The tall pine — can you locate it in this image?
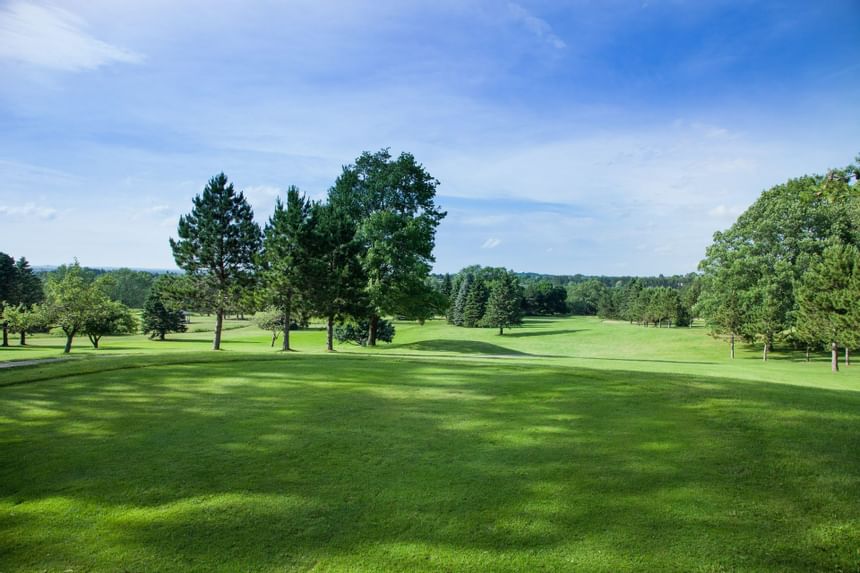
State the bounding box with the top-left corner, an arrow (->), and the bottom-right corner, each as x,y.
170,173 -> 261,350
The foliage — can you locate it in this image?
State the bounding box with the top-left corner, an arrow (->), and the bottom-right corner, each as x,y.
83,299 -> 138,349
482,271 -> 523,334
260,186 -> 314,350
170,173 -> 262,350
334,318 -> 395,345
141,276 -> 188,340
41,262 -> 116,352
522,280 -> 567,315
330,149 -> 446,344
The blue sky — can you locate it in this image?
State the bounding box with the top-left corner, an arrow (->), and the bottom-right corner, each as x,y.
0,0 -> 858,274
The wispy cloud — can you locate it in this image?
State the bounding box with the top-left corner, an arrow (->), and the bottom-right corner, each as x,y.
0,1 -> 143,71
508,3 -> 566,50
481,237 -> 502,249
0,202 -> 58,220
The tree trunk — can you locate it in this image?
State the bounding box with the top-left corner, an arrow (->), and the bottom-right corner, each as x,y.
499,326 -> 504,335
805,347 -> 810,362
730,332 -> 735,359
282,311 -> 291,351
64,331 -> 74,354
213,309 -> 224,350
159,332 -> 165,341
368,314 -> 379,346
326,315 -> 334,351
1,322 -> 7,347
270,332 -> 276,347
846,347 -> 851,367
831,342 -> 839,372
88,334 -> 100,349
20,331 -> 25,345
762,341 -> 768,362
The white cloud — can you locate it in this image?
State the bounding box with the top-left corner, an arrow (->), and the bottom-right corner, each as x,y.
0,202 -> 58,220
481,237 -> 501,249
243,185 -> 283,219
508,3 -> 566,50
0,1 -> 143,71
708,204 -> 743,218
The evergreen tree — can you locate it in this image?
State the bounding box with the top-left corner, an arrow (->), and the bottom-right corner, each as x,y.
260,186 -> 313,351
141,276 -> 188,340
0,252 -> 16,346
483,272 -> 523,334
306,199 -> 367,351
462,279 -> 488,327
451,274 -> 471,326
170,173 -> 261,350
795,242 -> 860,372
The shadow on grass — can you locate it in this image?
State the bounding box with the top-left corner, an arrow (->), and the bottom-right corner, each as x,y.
1,356 -> 858,571
502,328 -> 582,338
393,339 -> 530,356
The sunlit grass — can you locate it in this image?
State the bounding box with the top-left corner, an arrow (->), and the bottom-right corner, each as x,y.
1,317 -> 859,571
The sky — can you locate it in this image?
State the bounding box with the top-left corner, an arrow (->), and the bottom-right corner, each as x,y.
0,0 -> 858,275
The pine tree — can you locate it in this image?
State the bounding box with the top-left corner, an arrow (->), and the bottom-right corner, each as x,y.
170,173 -> 261,350
483,272 -> 523,334
462,279 -> 488,327
261,186 -> 312,351
795,242 -> 860,372
142,276 -> 188,340
451,274 -> 471,326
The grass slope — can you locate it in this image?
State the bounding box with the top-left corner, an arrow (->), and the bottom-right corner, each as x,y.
1,317 -> 858,571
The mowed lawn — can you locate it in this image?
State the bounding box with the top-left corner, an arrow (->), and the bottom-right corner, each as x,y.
1,318 -> 859,571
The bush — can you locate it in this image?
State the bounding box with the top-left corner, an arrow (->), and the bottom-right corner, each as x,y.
334,319 -> 395,346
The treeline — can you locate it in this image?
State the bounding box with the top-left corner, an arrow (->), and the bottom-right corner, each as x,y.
696,156 -> 860,371
442,266 -> 524,333
438,268 -> 698,328
38,265 -> 161,308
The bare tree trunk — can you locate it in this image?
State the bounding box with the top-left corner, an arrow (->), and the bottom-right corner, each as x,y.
213,309 -> 223,350
499,326 -> 504,335
730,332 -> 735,359
270,332 -> 276,347
762,341 -> 768,361
368,314 -> 379,346
805,347 -> 810,362
88,334 -> 100,349
1,322 -> 7,347
64,331 -> 74,354
326,315 -> 334,351
159,332 -> 165,341
832,342 -> 839,372
846,347 -> 851,367
20,331 -> 26,345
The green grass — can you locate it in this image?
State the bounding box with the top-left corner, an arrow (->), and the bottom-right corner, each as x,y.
1,317 -> 859,571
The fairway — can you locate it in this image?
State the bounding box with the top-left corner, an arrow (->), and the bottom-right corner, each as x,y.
2,317 -> 859,572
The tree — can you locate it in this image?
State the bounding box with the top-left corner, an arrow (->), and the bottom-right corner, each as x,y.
462,279 -> 488,327
306,199 -> 367,351
41,262 -> 106,353
450,273 -> 472,326
3,304 -> 48,345
566,279 -> 607,315
335,318 -> 395,346
260,186 -> 313,351
170,173 -> 261,350
795,242 -> 860,372
482,272 -> 523,334
141,276 -> 187,340
254,309 -> 290,348
0,252 -> 16,347
84,299 -> 137,349
330,149 -> 446,345
98,268 -> 155,307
